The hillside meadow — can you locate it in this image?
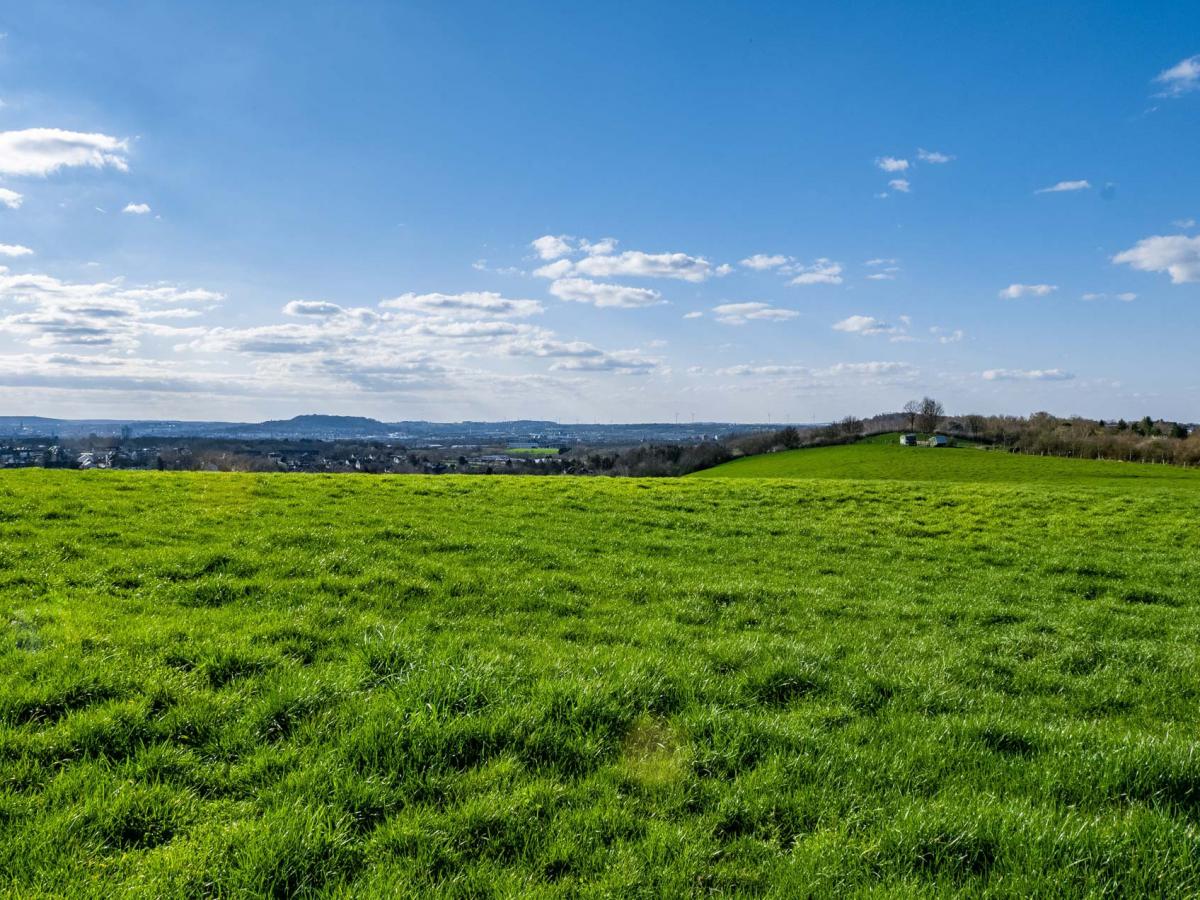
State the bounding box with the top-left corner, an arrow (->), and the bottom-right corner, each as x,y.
2,456 -> 1200,896
693,434 -> 1200,485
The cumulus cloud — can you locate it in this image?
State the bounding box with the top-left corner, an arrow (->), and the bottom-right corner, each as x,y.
712,302 -> 798,325
284,300 -> 346,317
548,277 -> 663,308
982,368 -> 1074,382
917,148 -> 954,163
0,128 -> 130,176
1112,234 -> 1200,283
1154,54 -> 1200,97
579,237 -> 618,256
888,178 -> 911,193
999,283 -> 1057,299
1035,180 -> 1091,194
0,188 -> 22,209
381,291 -> 543,317
408,320 -> 521,339
832,314 -> 915,341
789,258 -> 844,286
188,324 -> 337,355
1173,218 -> 1196,229
550,351 -> 657,374
504,336 -> 657,373
527,234 -> 727,283
0,243 -> 33,257
0,269 -> 221,350
122,202 -> 151,215
571,249 -> 721,282
876,156 -> 909,172
683,311 -> 703,319
832,314 -> 889,335
740,253 -> 791,270
531,234 -> 574,260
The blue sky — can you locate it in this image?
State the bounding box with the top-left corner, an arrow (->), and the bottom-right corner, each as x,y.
0,2 -> 1197,423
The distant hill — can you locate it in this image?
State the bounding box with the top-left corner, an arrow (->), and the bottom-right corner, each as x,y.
251,415 -> 389,433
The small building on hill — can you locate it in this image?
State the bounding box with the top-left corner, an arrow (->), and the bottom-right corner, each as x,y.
929,435 -> 949,447
900,433 -> 918,446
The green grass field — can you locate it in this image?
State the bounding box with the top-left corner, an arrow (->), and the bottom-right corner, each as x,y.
694,434 -> 1200,486
2,456 -> 1199,896
504,448 -> 560,457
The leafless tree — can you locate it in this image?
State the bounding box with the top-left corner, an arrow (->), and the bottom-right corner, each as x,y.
917,397 -> 944,434
902,399 -> 920,431
840,415 -> 864,436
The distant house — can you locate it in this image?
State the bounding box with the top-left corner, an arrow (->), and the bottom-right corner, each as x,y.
929,435 -> 950,447
900,433 -> 918,446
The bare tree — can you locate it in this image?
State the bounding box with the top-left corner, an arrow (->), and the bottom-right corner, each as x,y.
902,400 -> 920,431
840,415 -> 864,436
917,397 -> 944,434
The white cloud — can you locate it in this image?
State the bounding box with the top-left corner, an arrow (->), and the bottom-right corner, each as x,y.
0,188 -> 22,209
832,314 -> 902,337
876,156 -> 909,172
1112,234 -> 1200,283
504,336 -> 658,373
865,258 -> 897,266
529,236 -> 723,283
548,277 -> 663,308
550,350 -> 658,374
0,128 -> 130,176
1081,292 -> 1137,302
572,249 -> 720,282
532,259 -> 574,280
579,237 -> 618,256
712,302 -> 798,325
717,360 -> 917,385
1154,54 -> 1200,97
982,368 -> 1074,382
408,320 -> 521,339
122,202 -> 151,215
505,337 -> 604,359
284,300 -> 346,317
822,361 -> 915,378
917,149 -> 954,163
381,291 -> 544,317
0,269 -> 222,350
930,326 -> 964,344
531,234 -> 574,260
740,253 -> 791,270
683,311 -> 703,319
1172,218 -> 1196,229
0,243 -> 33,257
888,178 -> 911,193
789,258 -> 844,286
999,283 -> 1057,299
1035,180 -> 1091,194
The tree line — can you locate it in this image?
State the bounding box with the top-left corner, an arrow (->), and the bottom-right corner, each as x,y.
588,398 -> 1198,476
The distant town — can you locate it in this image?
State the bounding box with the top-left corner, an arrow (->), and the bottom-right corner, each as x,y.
0,414 -> 784,475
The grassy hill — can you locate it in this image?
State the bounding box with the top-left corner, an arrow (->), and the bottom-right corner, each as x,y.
692,432 -> 1200,486
2,469 -> 1200,895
